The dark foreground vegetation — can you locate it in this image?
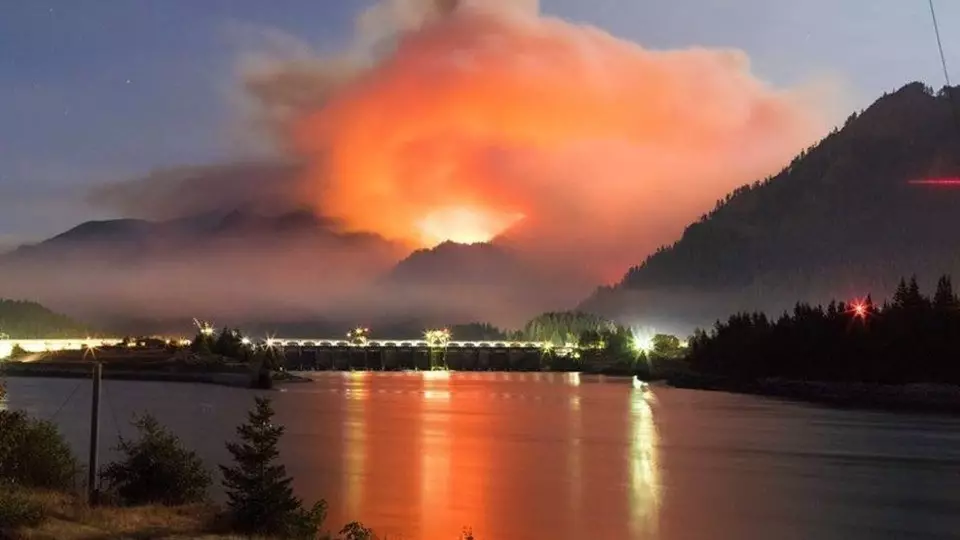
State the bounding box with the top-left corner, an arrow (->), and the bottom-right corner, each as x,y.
1,380 -> 477,539
682,275 -> 960,412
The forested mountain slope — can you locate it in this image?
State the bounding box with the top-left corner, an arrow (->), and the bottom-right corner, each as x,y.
583,83 -> 960,333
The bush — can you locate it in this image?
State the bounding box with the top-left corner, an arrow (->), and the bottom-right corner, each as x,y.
0,410 -> 79,490
220,397 -> 327,539
100,414 -> 211,506
0,485 -> 45,531
339,521 -> 375,540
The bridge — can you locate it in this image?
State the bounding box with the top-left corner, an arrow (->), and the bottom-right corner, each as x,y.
261,339 -> 548,349
0,337 -> 589,372
0,337 -> 559,360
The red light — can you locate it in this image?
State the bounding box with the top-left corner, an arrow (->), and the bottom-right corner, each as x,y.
908,177 -> 960,186
849,298 -> 869,319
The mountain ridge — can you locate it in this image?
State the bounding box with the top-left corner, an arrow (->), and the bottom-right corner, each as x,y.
581,82 -> 960,332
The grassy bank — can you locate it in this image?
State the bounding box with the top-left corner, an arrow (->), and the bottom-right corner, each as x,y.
3,488 -> 232,540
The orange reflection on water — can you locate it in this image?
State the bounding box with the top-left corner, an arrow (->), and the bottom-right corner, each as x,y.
629,386 -> 661,537
420,371 -> 455,539
343,372 -> 368,519
322,372 -> 660,539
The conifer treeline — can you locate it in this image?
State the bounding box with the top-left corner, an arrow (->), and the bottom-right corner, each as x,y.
688,275 -> 960,384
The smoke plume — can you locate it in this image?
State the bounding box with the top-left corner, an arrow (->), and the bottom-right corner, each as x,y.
239,0 -> 832,283
60,0 -> 836,329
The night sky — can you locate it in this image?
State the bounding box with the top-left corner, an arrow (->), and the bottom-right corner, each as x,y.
1,0 -> 958,248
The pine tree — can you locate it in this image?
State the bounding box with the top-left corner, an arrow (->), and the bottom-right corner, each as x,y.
220,397 -> 327,538
933,275 -> 957,311
907,276 -> 925,308
892,277 -> 909,308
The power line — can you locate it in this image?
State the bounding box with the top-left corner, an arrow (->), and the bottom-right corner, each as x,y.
49,378 -> 85,421
929,0 -> 952,87
928,0 -> 960,139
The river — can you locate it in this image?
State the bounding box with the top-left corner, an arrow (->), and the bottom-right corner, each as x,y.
5,372 -> 960,540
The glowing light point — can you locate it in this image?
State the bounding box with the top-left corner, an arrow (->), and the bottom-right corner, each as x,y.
630,327 -> 657,355
347,326 -> 371,347
424,328 -> 452,349
848,298 -> 871,320
632,335 -> 655,354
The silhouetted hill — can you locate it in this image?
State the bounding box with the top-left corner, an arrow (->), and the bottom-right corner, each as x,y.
386,241 -> 532,287
0,209 -> 403,328
6,209 -> 385,263
0,299 -> 92,338
582,82 -> 960,333
375,241 -> 567,327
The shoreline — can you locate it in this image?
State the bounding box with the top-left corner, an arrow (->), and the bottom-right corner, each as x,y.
1,361 -> 641,387
0,363 -> 313,388
665,373 -> 960,414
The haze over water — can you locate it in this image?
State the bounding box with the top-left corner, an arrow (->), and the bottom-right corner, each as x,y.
6,374 -> 960,539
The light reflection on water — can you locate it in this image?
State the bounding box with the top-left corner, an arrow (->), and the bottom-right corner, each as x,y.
5,373 -> 960,540
344,373 -> 367,519
629,387 -> 660,537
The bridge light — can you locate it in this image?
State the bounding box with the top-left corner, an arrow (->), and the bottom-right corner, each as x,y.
424,328 -> 452,348
631,335 -> 655,355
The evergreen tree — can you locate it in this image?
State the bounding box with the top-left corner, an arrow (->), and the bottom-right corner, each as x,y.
213,328 -> 244,359
906,276 -> 927,309
220,397 -> 327,538
892,278 -> 909,308
934,275 -> 957,311
190,332 -> 213,356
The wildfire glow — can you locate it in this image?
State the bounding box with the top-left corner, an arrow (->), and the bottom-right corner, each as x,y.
248,0 -> 831,273
417,206 -> 523,246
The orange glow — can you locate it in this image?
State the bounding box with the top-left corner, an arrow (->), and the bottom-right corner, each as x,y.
256,1 -> 831,277
418,206 -> 523,245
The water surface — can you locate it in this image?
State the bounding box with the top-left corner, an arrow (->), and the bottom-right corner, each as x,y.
6,372 -> 960,539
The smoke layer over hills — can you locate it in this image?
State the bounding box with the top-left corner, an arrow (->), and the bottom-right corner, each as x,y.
256,0 -> 830,279
6,0 -> 834,331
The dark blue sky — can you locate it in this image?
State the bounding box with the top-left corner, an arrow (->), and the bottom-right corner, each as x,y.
1,0 -> 958,247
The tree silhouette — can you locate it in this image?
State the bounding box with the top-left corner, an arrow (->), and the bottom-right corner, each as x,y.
220,397 -> 327,538
688,274 -> 960,384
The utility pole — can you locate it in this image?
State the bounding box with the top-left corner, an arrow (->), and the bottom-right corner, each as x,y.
88,362 -> 102,505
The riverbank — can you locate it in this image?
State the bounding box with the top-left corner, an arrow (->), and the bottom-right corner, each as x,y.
0,361 -> 311,389
666,373 -> 960,414
2,488 -> 227,540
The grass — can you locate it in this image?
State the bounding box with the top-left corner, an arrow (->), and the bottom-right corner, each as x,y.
3,488 -> 238,540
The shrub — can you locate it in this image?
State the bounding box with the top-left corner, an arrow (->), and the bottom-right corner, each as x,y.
339,521 -> 375,540
0,410 -> 79,490
0,484 -> 45,531
220,397 -> 327,539
100,414 -> 211,506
